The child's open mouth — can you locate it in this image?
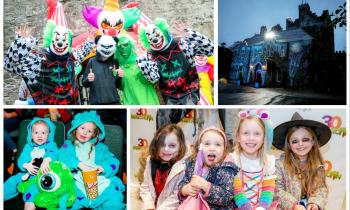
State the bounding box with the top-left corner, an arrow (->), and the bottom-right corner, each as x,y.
207,154 -> 216,162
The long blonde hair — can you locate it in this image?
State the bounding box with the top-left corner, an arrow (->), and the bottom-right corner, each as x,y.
234,116 -> 270,171
283,126 -> 327,196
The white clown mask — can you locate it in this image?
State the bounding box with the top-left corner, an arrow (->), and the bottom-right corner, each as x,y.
146,24 -> 167,51
96,35 -> 117,58
50,26 -> 70,56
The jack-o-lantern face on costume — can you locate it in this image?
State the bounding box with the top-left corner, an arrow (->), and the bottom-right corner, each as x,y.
146,24 -> 167,51
50,26 -> 70,56
97,10 -> 124,36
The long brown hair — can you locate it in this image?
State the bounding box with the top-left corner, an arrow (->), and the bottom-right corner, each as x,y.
234,116 -> 270,170
283,126 -> 327,196
72,125 -> 101,158
149,124 -> 187,165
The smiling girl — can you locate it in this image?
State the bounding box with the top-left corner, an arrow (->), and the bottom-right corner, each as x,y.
140,124 -> 187,210
179,127 -> 239,209
231,110 -> 276,210
59,111 -> 125,209
273,112 -> 330,210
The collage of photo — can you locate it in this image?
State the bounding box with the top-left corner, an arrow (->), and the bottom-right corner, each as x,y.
1,0 -> 348,210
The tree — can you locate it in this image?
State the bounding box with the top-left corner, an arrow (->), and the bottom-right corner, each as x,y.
330,1 -> 346,29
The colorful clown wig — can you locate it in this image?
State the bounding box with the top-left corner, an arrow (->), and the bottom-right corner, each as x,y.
138,18 -> 170,51
114,33 -> 137,66
42,20 -> 73,53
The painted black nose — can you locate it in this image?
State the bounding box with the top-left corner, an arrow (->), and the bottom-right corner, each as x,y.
57,42 -> 63,47
152,38 -> 159,44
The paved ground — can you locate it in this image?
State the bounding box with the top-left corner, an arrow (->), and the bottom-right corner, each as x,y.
219,82 -> 346,105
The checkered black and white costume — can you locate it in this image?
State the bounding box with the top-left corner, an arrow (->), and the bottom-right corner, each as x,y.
4,35 -> 94,105
137,29 -> 213,105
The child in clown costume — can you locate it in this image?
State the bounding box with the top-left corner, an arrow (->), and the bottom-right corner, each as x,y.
115,33 -> 159,105
137,18 -> 214,105
194,55 -> 214,105
3,2 -> 94,105
4,118 -> 58,210
59,111 -> 125,209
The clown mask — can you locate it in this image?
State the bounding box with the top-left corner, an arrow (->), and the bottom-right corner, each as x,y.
146,24 -> 168,51
98,10 -> 124,36
96,35 -> 117,58
50,26 -> 70,56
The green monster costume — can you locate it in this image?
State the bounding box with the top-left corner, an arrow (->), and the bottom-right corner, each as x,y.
18,161 -> 75,210
115,33 -> 159,105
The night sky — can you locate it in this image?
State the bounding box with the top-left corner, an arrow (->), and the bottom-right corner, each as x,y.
219,0 -> 347,51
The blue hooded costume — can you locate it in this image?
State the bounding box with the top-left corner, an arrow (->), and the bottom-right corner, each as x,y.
4,117 -> 58,202
58,111 -> 125,209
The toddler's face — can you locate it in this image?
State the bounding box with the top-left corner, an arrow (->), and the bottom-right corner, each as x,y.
158,132 -> 180,163
76,122 -> 97,143
237,119 -> 264,158
201,131 -> 225,166
32,123 -> 49,145
288,127 -> 314,159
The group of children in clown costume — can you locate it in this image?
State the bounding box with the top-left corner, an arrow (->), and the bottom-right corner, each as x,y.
139,110 -> 331,210
4,0 -> 214,105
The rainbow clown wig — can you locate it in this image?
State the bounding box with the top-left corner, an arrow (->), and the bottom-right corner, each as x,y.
138,18 -> 172,51
82,0 -> 140,37
42,20 -> 73,55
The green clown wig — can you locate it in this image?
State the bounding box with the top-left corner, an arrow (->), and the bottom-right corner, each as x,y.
138,18 -> 170,51
115,33 -> 137,66
42,20 -> 73,53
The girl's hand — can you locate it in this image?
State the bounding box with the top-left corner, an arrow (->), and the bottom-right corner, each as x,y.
181,183 -> 200,197
24,162 -> 39,175
294,205 -> 307,210
95,165 -> 104,174
78,162 -> 92,171
40,157 -> 51,174
307,203 -> 319,210
190,175 -> 209,191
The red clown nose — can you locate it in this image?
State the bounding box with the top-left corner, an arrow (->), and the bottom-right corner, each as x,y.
107,28 -> 117,36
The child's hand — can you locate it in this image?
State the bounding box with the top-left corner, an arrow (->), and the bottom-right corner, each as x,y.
294,205 -> 307,210
307,203 -> 319,210
95,165 -> 104,174
40,157 -> 51,174
190,175 -> 210,191
181,183 -> 200,197
78,162 -> 92,171
88,69 -> 95,82
24,162 -> 39,175
117,68 -> 124,78
172,21 -> 189,38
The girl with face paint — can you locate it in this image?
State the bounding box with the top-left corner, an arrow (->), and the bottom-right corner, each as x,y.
273,112 -> 330,210
140,124 -> 187,209
115,33 -> 159,105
